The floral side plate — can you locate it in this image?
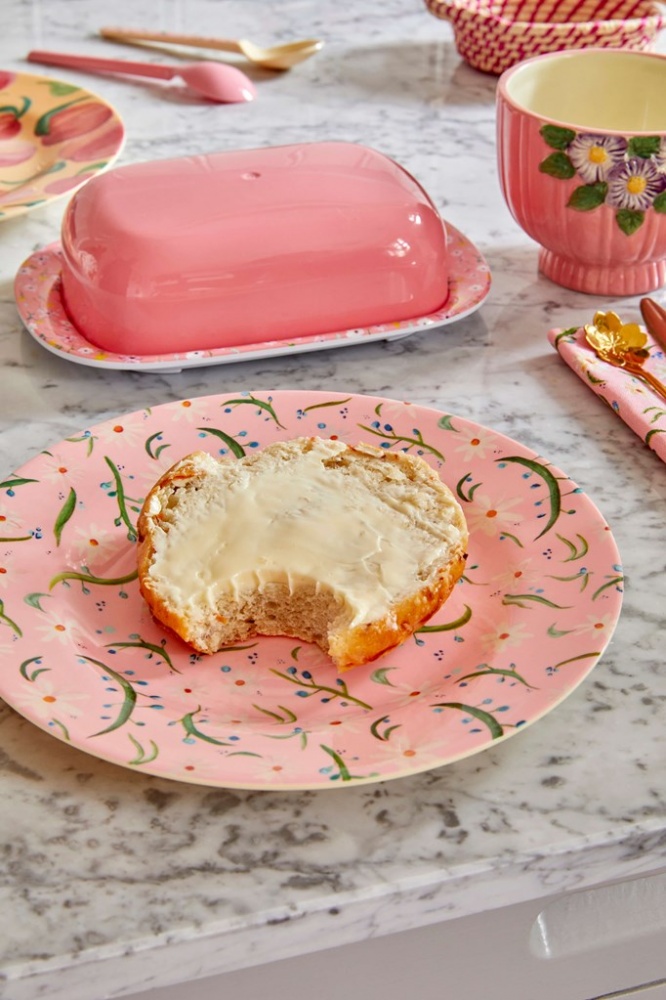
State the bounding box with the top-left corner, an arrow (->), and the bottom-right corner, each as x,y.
0,70 -> 125,220
14,223 -> 491,371
0,391 -> 623,789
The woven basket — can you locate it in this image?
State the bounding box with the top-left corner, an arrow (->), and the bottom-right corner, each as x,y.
424,0 -> 666,75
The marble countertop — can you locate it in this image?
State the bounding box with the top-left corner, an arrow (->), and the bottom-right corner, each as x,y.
1,1 -> 665,998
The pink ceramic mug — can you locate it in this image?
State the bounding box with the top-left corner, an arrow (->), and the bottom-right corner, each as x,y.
496,48 -> 666,296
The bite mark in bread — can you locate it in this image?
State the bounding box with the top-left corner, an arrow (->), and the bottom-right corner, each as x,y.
137,437 -> 468,670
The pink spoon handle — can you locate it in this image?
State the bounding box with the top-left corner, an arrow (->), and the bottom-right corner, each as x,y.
27,49 -> 176,81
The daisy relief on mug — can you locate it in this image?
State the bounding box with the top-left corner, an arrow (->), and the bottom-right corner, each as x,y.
538,126 -> 666,235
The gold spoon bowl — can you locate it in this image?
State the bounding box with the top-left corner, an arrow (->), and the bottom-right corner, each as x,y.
100,27 -> 323,71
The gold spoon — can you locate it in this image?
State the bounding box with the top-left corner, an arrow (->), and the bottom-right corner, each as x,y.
584,310 -> 666,403
100,27 -> 323,71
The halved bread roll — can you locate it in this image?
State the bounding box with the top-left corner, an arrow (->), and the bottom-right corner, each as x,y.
137,437 -> 468,670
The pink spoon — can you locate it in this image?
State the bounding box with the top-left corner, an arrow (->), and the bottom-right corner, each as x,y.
27,49 -> 256,103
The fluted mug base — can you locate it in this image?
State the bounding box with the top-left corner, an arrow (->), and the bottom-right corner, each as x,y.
538,248 -> 666,297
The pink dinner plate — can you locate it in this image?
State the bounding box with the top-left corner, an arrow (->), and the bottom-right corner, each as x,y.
0,70 -> 124,220
0,391 -> 623,789
14,222 -> 491,371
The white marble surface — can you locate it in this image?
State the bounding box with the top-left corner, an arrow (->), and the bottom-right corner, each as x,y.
1,2 -> 665,999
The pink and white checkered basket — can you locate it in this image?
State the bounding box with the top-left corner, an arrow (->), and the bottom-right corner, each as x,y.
424,0 -> 666,75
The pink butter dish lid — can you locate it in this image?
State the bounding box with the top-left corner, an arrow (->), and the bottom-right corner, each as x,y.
59,141 -> 451,356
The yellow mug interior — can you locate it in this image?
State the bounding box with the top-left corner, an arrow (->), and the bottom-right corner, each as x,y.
504,50 -> 666,133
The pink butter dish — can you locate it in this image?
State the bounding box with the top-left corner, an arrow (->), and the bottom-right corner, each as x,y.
59,141 -> 451,355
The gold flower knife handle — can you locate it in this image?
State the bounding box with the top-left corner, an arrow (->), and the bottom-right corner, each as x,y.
584,310 -> 666,404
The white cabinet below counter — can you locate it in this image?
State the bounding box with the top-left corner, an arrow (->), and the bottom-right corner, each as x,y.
123,870 -> 666,1000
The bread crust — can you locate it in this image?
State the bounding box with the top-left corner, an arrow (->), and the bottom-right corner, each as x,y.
137,438 -> 468,670
327,548 -> 468,668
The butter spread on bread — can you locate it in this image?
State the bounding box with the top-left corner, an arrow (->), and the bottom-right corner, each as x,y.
137,437 -> 468,670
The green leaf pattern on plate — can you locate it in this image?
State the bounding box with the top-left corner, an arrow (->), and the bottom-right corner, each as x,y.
0,392 -> 623,789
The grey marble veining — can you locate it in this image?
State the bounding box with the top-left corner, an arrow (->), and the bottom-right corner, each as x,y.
0,1 -> 665,998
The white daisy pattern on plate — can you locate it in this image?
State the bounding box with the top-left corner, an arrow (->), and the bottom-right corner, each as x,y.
39,450 -> 89,486
574,612 -> 619,639
70,522 -> 123,565
454,431 -> 497,462
0,503 -> 27,535
478,616 -> 535,656
491,556 -> 542,594
34,612 -> 89,647
14,671 -> 89,722
0,391 -> 623,789
464,492 -> 525,537
539,125 -> 666,235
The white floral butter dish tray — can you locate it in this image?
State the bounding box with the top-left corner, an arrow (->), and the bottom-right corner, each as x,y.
14,223 -> 491,372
